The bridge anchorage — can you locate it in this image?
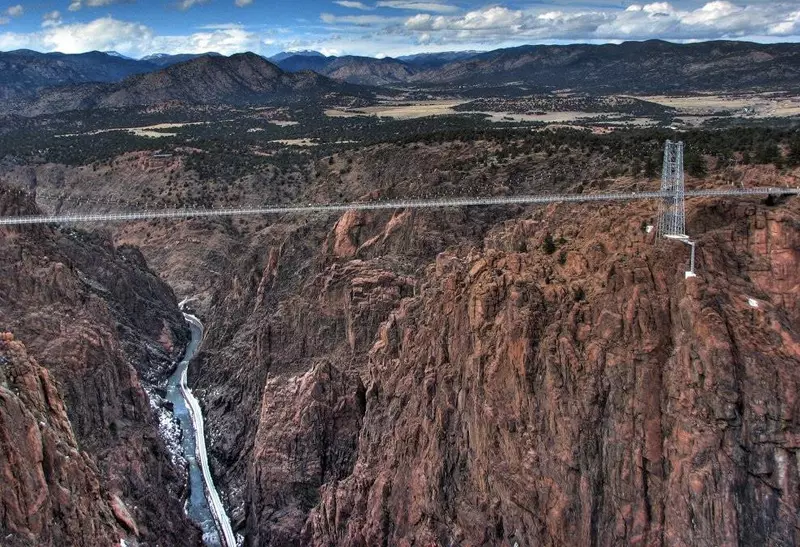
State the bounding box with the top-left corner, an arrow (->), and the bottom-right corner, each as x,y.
656,140 -> 697,279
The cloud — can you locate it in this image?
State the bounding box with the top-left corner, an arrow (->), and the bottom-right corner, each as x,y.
320,12 -> 398,25
177,0 -> 209,10
41,17 -> 152,51
235,0 -> 253,6
0,16 -> 261,57
41,11 -> 62,28
377,1 -> 458,13
69,0 -> 133,11
334,0 -> 372,9
405,7 -> 524,31
6,5 -> 23,17
1,2 -> 799,60
400,2 -> 800,43
0,18 -> 8,25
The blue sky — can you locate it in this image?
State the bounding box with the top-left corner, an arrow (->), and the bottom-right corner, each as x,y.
0,0 -> 798,58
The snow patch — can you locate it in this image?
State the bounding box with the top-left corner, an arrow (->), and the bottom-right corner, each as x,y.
145,386 -> 186,469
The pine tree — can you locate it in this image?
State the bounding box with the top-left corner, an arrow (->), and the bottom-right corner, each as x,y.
644,155 -> 658,179
755,142 -> 780,165
542,234 -> 556,255
788,135 -> 800,167
685,151 -> 706,178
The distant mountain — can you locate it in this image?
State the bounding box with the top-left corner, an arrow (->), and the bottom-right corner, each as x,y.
268,50 -> 325,63
141,52 -> 223,67
319,56 -> 415,86
275,41 -> 800,92
276,55 -> 417,86
0,49 -> 157,100
11,52 -> 373,115
409,40 -> 800,93
397,51 -> 482,69
274,54 -> 333,74
104,51 -> 135,60
2,40 -> 798,107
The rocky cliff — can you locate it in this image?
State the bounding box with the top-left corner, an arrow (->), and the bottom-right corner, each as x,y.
0,337 -> 131,546
191,171 -> 799,544
0,184 -> 201,545
303,197 -> 800,545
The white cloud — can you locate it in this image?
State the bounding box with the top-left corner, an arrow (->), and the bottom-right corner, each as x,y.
6,5 -> 23,17
321,12 -> 398,25
400,1 -> 800,43
41,11 -> 62,28
406,7 -> 524,31
69,0 -> 131,11
334,0 -> 372,9
154,26 -> 261,53
177,0 -> 209,10
0,16 -> 261,57
377,0 -> 458,13
235,0 -> 253,6
41,17 -> 152,51
0,17 -> 8,25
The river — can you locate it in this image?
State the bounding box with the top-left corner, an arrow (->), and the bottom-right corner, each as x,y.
165,312 -> 236,547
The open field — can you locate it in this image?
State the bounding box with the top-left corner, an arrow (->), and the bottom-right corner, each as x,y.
637,93 -> 800,118
325,100 -> 466,120
325,99 -> 660,127
269,138 -> 319,146
57,121 -> 210,139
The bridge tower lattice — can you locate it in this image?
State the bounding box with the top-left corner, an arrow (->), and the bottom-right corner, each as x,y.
656,139 -> 686,238
655,139 -> 696,277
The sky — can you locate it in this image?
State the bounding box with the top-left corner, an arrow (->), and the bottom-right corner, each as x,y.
0,0 -> 798,59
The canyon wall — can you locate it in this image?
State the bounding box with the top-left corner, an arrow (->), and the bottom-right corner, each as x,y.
0,184 -> 201,545
195,177 -> 799,544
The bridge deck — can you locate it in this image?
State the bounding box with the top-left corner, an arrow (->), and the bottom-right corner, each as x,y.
1,187 -> 797,226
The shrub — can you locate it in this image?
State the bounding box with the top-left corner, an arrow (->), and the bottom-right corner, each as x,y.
542,234 -> 556,254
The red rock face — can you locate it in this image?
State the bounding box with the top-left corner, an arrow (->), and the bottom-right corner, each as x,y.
248,361 -> 365,545
0,184 -> 200,545
193,188 -> 800,545
0,339 -> 123,546
298,197 -> 800,546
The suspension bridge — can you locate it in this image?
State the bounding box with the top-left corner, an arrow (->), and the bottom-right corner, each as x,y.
0,186 -> 797,226
1,140 -> 798,256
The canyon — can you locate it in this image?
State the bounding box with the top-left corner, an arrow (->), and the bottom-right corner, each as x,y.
191,185 -> 800,545
0,184 -> 201,545
1,138 -> 799,545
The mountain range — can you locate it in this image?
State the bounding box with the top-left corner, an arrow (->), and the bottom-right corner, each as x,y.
142,51 -> 224,67
7,52 -> 368,116
0,49 -> 157,101
1,40 -> 799,115
408,40 -> 800,92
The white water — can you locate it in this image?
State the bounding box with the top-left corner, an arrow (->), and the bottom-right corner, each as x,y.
175,312 -> 236,547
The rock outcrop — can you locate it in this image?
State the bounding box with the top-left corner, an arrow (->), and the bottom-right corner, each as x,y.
197,180 -> 799,544
302,197 -> 800,545
0,337 -> 124,546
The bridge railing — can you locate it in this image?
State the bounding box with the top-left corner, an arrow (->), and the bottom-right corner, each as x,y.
1,187 -> 797,226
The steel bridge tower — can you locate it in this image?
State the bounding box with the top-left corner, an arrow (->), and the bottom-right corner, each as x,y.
656,139 -> 696,278
657,140 -> 686,238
